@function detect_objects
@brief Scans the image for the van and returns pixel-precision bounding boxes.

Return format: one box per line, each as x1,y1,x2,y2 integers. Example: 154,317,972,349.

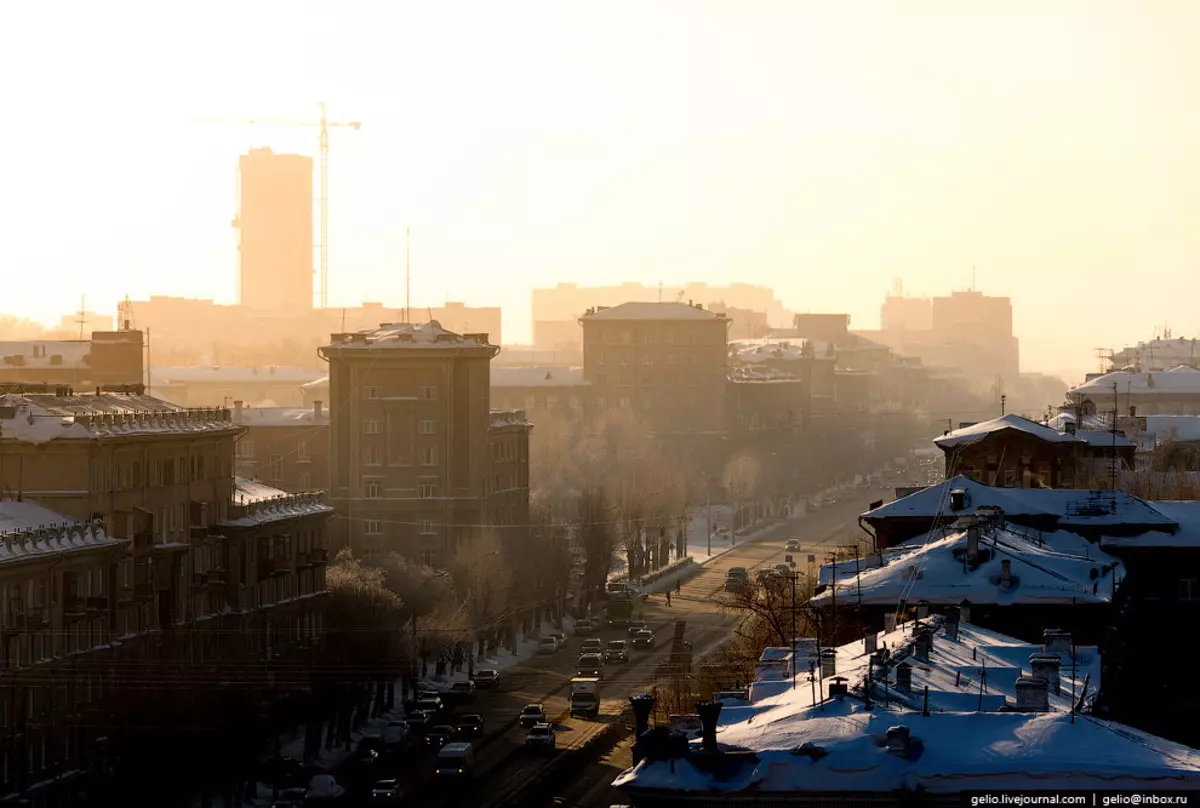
436,742,476,778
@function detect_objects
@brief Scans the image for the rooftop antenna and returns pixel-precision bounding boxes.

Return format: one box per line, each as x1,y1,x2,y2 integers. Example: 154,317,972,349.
658,281,663,303
76,295,87,341
405,226,411,324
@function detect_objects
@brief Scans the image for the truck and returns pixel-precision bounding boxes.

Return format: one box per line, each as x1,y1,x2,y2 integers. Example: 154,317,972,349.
569,676,601,719
606,594,641,627
436,742,476,779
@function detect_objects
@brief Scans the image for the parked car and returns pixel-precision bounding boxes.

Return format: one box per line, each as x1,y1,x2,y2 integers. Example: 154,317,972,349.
448,680,476,702
605,640,629,663
627,619,648,636
306,775,345,800
474,668,501,689
415,695,444,714
456,713,484,738
270,786,308,808
786,539,801,551
537,637,559,655
574,618,598,636
407,710,435,737
632,629,655,649
519,704,547,729
549,631,568,649
576,653,603,677
382,720,408,747
580,637,605,656
370,779,404,803
426,725,455,750
525,722,557,751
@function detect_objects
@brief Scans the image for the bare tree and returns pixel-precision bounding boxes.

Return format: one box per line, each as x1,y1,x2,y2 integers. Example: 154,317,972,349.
450,532,515,662
715,573,817,647
579,486,617,604
365,552,453,697
723,452,762,530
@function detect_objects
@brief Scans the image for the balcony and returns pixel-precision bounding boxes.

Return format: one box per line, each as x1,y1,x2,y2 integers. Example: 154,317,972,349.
86,596,108,615
205,569,227,588
310,548,328,566
190,525,211,542
272,559,291,576
27,606,48,628
296,552,313,569
191,572,206,589
117,585,134,603
63,598,85,623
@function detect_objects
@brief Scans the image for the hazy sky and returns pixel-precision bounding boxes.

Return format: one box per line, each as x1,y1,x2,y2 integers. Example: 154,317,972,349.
3,1,1199,382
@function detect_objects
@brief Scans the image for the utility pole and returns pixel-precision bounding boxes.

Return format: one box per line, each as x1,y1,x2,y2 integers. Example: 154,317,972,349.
405,226,411,324
790,571,797,690
1111,382,1119,494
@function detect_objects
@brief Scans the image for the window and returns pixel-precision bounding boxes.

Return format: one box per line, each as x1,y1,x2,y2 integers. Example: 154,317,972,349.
418,480,438,498
595,373,608,386
364,385,381,400
237,440,255,459
298,472,311,489
297,440,310,459
364,444,382,466
1181,579,1199,602
642,354,654,365
268,455,283,481
420,446,438,466
419,420,437,435
364,419,382,435
546,395,558,409
419,385,437,401
420,519,436,535
619,397,631,409
420,549,436,566
666,354,676,366
596,351,605,366
364,519,383,536
364,479,381,499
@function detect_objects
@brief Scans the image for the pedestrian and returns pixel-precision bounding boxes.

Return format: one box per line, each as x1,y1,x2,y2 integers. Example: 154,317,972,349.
676,580,681,595
666,590,672,606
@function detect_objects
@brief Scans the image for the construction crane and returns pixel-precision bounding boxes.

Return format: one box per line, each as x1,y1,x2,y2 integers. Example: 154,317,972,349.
195,103,362,309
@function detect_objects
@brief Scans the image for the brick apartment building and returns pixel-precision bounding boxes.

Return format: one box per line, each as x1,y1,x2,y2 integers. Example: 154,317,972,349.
489,366,589,426
0,392,331,805
233,400,330,493
151,364,326,408
319,321,531,565
579,301,731,434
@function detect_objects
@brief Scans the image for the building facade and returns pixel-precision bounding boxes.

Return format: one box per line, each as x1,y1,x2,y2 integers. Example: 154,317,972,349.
489,366,589,427
152,365,326,408
236,148,314,312
233,401,331,493
320,321,531,565
0,330,144,390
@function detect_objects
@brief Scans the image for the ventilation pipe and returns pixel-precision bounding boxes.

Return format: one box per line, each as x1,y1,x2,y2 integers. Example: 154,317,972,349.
314,400,324,419
630,694,655,738
695,700,723,754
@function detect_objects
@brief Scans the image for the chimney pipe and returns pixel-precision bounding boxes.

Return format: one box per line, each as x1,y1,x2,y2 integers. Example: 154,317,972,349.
1000,559,1012,587
959,598,972,623
916,600,929,619
886,725,913,758
1029,654,1062,696
630,694,654,738
233,400,244,420
1043,629,1072,657
695,700,723,754
1014,675,1050,712
314,400,324,419
895,662,912,692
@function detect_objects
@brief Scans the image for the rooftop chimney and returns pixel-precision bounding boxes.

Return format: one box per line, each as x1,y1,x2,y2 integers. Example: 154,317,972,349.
630,694,655,738
945,606,961,640
883,613,897,633
1029,654,1062,696
820,648,837,678
914,630,933,662
828,676,849,700
695,700,722,754
314,400,324,419
950,488,967,511
1000,559,1013,587
1043,629,1072,657
916,600,930,619
1065,421,1077,435
1014,675,1050,712
967,523,980,559
885,725,915,758
895,662,913,692
959,598,972,623
233,400,244,420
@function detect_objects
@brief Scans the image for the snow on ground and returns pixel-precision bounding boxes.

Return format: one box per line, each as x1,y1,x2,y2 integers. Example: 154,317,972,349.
420,615,578,688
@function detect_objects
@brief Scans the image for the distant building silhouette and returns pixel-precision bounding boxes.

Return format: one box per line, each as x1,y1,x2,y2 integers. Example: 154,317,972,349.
236,148,314,311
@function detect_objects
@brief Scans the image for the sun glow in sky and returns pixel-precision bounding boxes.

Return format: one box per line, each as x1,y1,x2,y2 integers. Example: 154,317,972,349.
3,0,1200,381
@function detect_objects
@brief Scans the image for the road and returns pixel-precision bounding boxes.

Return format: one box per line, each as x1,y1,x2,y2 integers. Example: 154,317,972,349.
365,489,883,808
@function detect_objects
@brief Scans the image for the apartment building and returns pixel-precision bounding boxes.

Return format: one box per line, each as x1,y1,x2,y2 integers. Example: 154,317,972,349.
233,400,330,493
320,321,530,565
151,364,326,408
489,366,589,426
486,409,532,537
0,330,144,390
579,301,730,434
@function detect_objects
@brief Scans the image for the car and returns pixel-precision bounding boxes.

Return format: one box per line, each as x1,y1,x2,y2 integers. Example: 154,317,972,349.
775,563,792,576
786,539,801,551
519,704,547,729
627,619,648,636
306,774,345,800
576,653,603,677
525,722,557,751
580,638,605,656
575,618,598,636
370,779,404,803
448,680,476,701
456,713,484,737
415,695,444,714
426,725,455,749
270,787,308,808
728,567,749,579
382,720,408,746
549,631,569,649
605,640,629,663
407,710,434,736
473,668,501,689
537,637,559,655
631,629,655,649
724,577,748,592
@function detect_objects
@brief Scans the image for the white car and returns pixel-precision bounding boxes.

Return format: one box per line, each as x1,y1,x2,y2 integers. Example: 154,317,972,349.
525,722,557,751
537,637,559,655
382,720,408,746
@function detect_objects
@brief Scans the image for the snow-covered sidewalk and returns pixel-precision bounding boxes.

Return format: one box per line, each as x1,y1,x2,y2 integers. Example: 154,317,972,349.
419,615,577,689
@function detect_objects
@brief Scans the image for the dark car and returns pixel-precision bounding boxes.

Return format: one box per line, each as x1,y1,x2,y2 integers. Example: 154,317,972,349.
473,668,501,689
407,710,435,737
448,680,476,702
270,787,308,808
426,725,455,749
370,779,404,803
456,713,484,738
519,704,546,729
632,629,655,649
627,619,648,637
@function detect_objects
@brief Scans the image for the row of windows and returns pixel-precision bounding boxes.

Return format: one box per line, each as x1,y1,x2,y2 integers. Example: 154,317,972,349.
95,452,224,491
364,385,438,401
595,352,701,366
364,518,438,536
594,395,706,410
364,419,438,436
590,328,720,345
237,439,312,460
362,479,439,498
361,444,438,466
593,371,713,387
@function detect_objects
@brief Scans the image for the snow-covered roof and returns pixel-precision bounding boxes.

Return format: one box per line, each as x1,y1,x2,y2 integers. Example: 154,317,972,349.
0,393,239,445
489,366,586,387
811,526,1121,608
234,406,328,427
221,478,333,528
151,365,325,384
727,366,801,383
1144,415,1200,445
614,621,1200,795
489,409,531,429
301,376,329,390
1101,501,1200,549
0,503,119,566
863,476,1176,530
1071,366,1200,397
934,414,1082,450
581,302,724,321
1075,429,1136,449
730,339,809,364
0,340,91,369
323,321,495,350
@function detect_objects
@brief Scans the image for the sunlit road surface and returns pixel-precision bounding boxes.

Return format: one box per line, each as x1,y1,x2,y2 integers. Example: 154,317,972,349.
401,490,883,808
